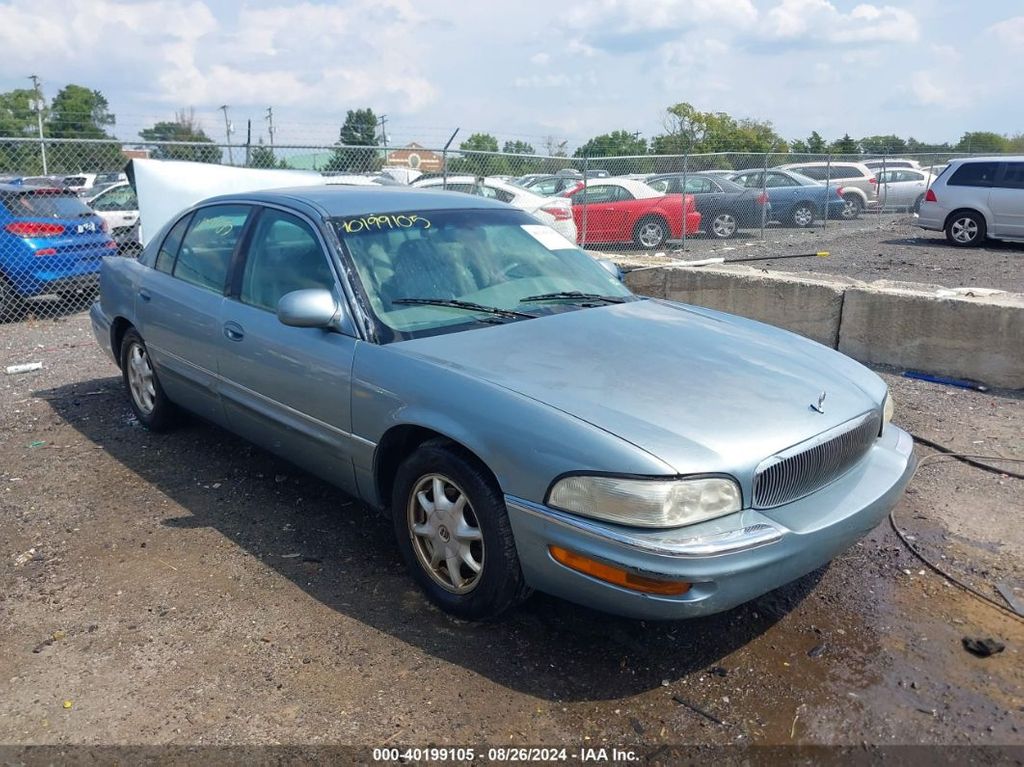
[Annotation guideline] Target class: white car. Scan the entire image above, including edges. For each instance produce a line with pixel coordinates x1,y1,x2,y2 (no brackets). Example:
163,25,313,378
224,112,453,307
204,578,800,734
863,158,922,172
87,181,140,249
918,156,1024,246
876,168,931,212
412,175,578,242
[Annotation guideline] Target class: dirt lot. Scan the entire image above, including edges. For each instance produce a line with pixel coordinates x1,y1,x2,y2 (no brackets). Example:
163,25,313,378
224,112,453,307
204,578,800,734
606,213,1024,294
1,310,1023,759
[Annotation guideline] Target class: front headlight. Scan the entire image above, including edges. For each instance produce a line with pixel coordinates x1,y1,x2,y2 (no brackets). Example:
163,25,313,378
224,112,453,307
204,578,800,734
883,391,894,427
547,475,741,528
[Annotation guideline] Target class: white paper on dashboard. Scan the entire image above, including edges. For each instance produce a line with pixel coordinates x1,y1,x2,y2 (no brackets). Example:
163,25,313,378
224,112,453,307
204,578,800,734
520,224,576,250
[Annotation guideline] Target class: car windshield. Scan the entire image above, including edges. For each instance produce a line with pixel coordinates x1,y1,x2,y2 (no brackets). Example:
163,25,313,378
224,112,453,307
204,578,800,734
334,208,634,341
0,190,95,219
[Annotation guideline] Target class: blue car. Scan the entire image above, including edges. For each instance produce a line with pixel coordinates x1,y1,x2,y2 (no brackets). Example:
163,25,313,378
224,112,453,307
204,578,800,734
728,169,847,227
1,183,115,320
91,179,916,620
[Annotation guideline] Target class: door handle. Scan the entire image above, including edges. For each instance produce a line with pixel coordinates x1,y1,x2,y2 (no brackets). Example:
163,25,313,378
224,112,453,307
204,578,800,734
223,321,245,342
138,289,151,302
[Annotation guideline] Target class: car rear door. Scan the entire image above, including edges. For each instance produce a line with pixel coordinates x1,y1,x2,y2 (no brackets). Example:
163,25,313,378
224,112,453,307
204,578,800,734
135,204,252,426
989,162,1024,239
217,205,359,492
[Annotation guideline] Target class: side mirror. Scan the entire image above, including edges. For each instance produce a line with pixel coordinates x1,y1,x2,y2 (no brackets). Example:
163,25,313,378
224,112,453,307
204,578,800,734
597,258,623,282
277,289,340,329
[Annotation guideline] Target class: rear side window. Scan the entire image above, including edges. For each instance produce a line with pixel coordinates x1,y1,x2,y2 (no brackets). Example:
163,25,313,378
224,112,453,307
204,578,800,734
997,162,1024,190
948,162,999,187
173,205,251,293
155,214,192,274
0,190,93,219
792,167,826,181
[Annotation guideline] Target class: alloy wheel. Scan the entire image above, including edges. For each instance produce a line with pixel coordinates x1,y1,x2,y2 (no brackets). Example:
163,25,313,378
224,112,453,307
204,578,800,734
407,473,484,594
126,342,156,414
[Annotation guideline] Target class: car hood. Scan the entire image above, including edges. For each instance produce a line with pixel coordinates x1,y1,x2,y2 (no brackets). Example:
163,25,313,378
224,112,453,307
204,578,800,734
392,299,885,476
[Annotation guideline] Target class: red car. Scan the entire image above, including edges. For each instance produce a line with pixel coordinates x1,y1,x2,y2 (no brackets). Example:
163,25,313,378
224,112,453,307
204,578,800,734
562,179,701,248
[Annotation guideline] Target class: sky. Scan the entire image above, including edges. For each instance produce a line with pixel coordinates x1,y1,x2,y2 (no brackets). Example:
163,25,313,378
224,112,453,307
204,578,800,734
0,0,1021,152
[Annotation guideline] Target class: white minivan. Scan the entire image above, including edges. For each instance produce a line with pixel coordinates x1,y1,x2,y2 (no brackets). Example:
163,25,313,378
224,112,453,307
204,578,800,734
918,157,1024,246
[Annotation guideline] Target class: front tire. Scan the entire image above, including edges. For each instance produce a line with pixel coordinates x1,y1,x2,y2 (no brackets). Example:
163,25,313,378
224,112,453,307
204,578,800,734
945,211,986,247
120,328,177,431
840,194,862,220
392,440,530,619
789,202,816,228
709,211,739,239
633,216,668,249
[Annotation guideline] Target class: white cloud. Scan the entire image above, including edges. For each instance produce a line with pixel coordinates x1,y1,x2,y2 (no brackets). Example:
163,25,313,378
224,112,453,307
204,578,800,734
990,15,1024,45
907,71,956,108
764,0,918,44
0,0,437,129
529,53,551,66
568,0,758,31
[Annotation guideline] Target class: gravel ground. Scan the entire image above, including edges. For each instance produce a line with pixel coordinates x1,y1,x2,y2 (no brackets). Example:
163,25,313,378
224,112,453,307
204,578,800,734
604,214,1024,294
1,312,1022,757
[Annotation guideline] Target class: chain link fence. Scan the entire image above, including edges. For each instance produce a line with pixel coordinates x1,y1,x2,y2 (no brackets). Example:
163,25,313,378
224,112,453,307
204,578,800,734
0,134,999,323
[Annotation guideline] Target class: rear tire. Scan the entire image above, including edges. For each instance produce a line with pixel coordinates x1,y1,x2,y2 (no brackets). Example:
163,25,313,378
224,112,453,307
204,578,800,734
789,203,816,228
633,216,668,249
912,194,925,214
392,439,530,620
945,210,986,247
120,328,178,431
0,278,26,323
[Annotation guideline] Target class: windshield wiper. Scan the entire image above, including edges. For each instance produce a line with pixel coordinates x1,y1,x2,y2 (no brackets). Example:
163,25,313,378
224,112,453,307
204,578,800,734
391,297,537,320
519,291,627,304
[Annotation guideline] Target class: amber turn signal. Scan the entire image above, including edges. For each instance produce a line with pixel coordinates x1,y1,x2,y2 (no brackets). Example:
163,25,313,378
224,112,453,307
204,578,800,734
548,546,691,596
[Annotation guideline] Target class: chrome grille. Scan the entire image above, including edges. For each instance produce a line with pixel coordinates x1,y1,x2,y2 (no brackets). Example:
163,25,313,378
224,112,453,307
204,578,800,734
752,413,881,509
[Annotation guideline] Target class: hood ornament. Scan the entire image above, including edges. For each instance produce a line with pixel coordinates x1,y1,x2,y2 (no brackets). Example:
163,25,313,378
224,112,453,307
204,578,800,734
810,391,826,414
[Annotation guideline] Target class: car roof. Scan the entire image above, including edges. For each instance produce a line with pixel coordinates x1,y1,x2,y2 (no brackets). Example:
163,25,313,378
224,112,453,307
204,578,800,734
199,184,511,217
946,155,1024,164
0,182,74,194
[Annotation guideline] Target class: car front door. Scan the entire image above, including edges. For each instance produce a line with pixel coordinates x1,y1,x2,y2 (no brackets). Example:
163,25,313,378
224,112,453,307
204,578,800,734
90,184,139,235
989,162,1024,238
136,204,252,426
572,185,619,244
217,205,360,492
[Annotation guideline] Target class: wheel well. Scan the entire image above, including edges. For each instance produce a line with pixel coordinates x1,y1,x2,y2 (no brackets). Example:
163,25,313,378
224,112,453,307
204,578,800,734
373,425,499,510
635,213,667,230
110,317,133,368
943,208,985,230
793,200,817,213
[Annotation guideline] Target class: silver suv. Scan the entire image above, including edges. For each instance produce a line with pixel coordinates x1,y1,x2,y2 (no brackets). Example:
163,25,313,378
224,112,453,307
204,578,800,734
918,157,1024,246
775,161,878,219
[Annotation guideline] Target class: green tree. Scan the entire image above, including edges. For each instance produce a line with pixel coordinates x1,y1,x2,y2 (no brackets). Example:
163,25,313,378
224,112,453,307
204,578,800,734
247,139,276,169
573,130,649,174
0,88,47,173
651,103,786,169
47,84,123,172
324,108,382,172
48,84,115,139
502,140,535,154
448,133,509,176
956,131,1009,153
791,131,827,155
830,133,859,155
139,109,223,163
859,134,908,155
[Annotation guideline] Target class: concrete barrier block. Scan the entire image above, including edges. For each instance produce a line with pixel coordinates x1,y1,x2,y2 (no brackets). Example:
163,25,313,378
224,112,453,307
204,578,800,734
626,265,848,348
839,286,1024,390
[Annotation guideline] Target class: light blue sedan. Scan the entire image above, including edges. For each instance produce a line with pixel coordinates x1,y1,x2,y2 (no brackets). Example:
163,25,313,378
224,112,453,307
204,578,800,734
91,185,916,620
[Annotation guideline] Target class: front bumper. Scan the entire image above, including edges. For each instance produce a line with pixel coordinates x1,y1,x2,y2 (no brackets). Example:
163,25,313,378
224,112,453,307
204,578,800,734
506,424,916,620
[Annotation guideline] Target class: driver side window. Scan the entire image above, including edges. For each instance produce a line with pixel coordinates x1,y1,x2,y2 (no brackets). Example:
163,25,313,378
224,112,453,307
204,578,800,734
240,209,336,312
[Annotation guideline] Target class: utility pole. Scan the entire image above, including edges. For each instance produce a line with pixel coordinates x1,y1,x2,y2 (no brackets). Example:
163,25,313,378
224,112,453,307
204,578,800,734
265,107,275,149
219,105,234,165
28,74,47,174
378,114,389,164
